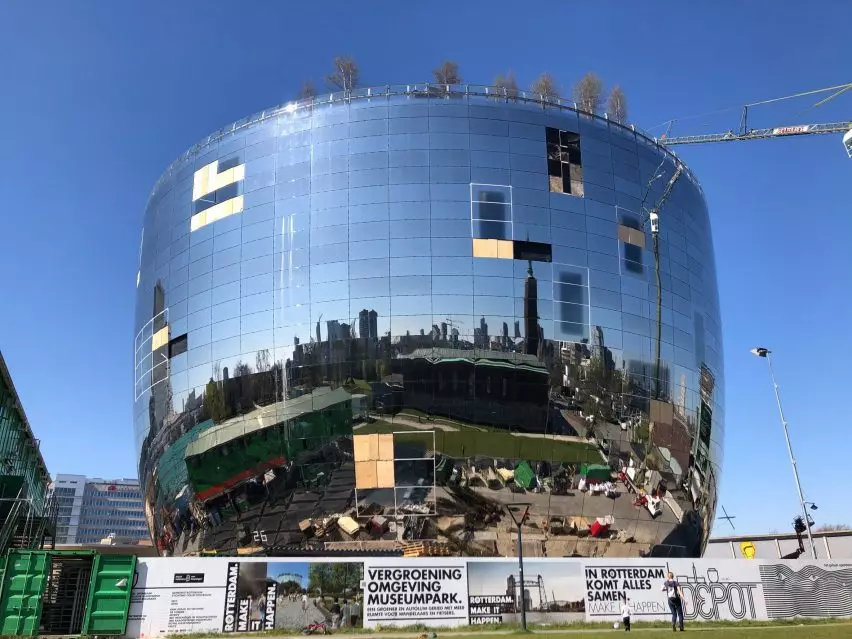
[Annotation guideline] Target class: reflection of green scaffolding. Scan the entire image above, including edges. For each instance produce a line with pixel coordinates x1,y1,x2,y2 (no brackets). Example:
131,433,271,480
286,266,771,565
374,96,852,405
511,574,548,611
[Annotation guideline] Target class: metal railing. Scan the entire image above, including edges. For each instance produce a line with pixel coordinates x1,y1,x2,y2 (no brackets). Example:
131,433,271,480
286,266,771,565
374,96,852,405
148,83,699,202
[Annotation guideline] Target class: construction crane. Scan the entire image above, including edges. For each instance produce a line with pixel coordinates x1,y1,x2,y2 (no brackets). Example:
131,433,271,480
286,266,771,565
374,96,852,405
654,82,852,157
647,164,684,400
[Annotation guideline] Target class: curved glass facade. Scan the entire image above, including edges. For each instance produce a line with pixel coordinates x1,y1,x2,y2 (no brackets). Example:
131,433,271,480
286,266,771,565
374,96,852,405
134,86,724,558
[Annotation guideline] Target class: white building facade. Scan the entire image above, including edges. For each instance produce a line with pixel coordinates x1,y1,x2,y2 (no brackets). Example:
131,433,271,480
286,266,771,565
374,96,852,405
49,474,149,544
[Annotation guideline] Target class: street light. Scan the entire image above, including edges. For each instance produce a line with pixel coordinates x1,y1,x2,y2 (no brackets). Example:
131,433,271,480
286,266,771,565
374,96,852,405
506,503,532,632
750,347,817,559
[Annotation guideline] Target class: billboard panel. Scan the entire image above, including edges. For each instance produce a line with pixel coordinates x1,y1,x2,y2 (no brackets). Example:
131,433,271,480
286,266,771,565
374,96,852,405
363,559,468,627
127,558,364,638
124,557,852,636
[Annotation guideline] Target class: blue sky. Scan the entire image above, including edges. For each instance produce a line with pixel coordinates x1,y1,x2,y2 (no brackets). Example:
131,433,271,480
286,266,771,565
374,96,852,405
1,1,850,535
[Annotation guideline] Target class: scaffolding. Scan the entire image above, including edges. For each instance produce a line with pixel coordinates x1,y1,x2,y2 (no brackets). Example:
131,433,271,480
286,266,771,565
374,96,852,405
0,351,54,555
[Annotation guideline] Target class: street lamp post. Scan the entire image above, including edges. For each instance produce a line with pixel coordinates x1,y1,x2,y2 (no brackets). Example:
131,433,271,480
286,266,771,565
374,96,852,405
506,503,532,632
750,347,817,559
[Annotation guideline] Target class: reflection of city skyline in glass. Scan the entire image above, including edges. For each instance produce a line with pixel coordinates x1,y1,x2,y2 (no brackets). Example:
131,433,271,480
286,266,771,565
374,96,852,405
133,85,724,560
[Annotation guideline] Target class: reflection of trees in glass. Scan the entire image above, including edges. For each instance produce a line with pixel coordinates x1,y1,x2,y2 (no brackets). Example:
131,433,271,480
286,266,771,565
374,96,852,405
578,354,630,425
645,448,663,471
203,379,227,424
256,349,271,373
307,563,362,595
633,418,650,444
376,360,388,380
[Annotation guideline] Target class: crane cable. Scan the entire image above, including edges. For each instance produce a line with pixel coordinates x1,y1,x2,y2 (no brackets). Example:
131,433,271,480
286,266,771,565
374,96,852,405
649,82,852,133
744,82,852,108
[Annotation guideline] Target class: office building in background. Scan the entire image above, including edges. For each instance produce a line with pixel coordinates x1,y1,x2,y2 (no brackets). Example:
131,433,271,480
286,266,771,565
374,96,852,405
50,475,148,544
133,84,724,558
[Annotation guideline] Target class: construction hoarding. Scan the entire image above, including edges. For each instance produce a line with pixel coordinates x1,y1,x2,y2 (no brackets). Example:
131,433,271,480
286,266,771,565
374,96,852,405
123,557,852,636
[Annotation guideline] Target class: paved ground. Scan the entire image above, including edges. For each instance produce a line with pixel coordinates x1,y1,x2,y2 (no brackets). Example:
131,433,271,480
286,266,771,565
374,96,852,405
274,598,327,629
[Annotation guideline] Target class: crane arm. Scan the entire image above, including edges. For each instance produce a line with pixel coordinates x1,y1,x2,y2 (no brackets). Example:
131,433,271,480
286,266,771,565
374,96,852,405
657,121,852,146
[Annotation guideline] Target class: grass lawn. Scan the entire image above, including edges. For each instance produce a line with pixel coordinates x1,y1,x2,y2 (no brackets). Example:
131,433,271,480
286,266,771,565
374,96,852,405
510,624,852,638
357,419,600,464
179,621,852,639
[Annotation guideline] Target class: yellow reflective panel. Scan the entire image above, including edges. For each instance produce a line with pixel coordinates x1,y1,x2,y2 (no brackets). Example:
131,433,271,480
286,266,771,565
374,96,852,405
378,434,394,461
189,195,244,232
375,460,395,488
472,238,498,258
151,326,169,352
355,460,378,489
192,161,246,201
496,240,514,259
353,433,379,461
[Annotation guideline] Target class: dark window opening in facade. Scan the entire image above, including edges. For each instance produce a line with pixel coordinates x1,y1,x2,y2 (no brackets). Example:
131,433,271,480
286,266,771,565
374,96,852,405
546,127,584,196
168,334,187,358
513,240,552,262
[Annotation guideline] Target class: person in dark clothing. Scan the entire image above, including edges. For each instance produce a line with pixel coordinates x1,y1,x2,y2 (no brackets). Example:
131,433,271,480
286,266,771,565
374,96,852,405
330,598,341,629
661,572,685,631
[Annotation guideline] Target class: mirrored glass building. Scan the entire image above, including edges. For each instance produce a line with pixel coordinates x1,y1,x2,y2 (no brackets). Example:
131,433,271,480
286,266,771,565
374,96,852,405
134,85,724,558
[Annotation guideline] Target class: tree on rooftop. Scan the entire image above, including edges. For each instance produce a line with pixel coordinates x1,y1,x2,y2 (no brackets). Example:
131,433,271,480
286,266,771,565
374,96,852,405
531,73,560,100
433,60,462,85
494,70,518,99
608,85,628,124
326,55,359,92
298,80,316,100
573,71,604,114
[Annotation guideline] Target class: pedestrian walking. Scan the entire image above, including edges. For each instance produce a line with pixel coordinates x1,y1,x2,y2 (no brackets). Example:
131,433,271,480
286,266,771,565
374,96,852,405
330,598,341,629
350,598,361,627
620,597,632,631
342,599,351,628
301,592,308,613
661,572,685,631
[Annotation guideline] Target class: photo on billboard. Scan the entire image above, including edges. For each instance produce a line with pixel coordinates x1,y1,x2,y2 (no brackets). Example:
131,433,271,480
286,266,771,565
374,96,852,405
223,561,275,632
467,560,585,625
267,561,365,631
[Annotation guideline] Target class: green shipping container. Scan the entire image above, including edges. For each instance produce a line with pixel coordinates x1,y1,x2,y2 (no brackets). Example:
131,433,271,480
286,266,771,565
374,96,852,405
0,550,136,636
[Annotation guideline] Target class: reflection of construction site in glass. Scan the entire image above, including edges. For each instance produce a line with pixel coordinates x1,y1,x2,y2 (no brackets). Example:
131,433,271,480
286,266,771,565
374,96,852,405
134,85,723,559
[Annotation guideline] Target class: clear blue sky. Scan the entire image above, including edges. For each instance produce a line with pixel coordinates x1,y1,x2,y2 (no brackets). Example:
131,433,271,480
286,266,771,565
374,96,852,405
1,1,850,535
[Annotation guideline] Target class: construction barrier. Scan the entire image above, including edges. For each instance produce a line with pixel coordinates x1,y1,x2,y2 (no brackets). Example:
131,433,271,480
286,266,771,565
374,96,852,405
123,556,852,636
